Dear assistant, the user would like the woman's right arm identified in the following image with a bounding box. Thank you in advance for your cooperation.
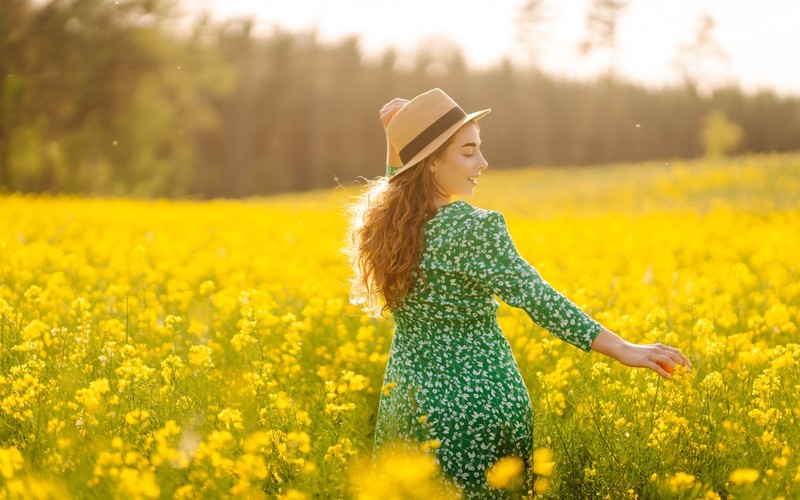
[380,98,408,167]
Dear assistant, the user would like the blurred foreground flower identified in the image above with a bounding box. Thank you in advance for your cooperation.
[348,440,460,499]
[0,446,24,479]
[668,471,696,492]
[485,455,524,489]
[729,468,760,485]
[532,447,554,493]
[532,448,554,476]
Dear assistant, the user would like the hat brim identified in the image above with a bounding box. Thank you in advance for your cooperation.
[388,108,491,180]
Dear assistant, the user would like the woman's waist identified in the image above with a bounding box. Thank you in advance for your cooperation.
[392,300,498,326]
[384,328,522,382]
[392,315,498,337]
[388,319,511,358]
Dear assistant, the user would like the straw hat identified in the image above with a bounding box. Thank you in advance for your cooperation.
[385,88,490,180]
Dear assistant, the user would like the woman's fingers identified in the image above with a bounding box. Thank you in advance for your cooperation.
[654,343,693,370]
[379,98,409,127]
[679,351,693,369]
[380,98,408,115]
[649,360,672,380]
[616,340,692,381]
[650,347,695,380]
[382,97,408,108]
[641,346,679,380]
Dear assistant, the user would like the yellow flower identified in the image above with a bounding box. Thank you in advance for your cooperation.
[534,477,550,493]
[268,391,294,413]
[348,441,459,498]
[125,409,151,427]
[217,408,244,430]
[420,439,441,452]
[381,381,397,396]
[324,437,358,464]
[729,468,759,485]
[75,378,110,411]
[4,155,800,498]
[165,314,183,330]
[324,402,356,419]
[199,280,216,296]
[668,472,696,492]
[533,447,554,476]
[188,345,213,368]
[286,431,312,454]
[117,467,160,498]
[382,448,439,482]
[278,490,308,500]
[174,485,195,500]
[485,455,523,488]
[0,446,24,479]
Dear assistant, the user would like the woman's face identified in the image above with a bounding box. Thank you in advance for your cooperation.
[429,123,488,205]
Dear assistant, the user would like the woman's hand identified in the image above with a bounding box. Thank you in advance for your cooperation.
[590,328,692,380]
[380,97,408,167]
[380,98,408,129]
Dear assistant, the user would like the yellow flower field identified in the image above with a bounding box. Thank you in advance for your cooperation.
[1,153,799,498]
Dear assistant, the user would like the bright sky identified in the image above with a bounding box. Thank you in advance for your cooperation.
[181,0,800,96]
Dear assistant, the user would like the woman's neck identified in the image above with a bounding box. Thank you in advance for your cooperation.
[434,196,452,209]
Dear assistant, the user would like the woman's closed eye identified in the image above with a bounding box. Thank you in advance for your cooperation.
[461,141,480,157]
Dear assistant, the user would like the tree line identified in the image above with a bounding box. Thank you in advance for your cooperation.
[2,0,799,198]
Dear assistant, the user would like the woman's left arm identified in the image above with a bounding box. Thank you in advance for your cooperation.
[590,328,692,380]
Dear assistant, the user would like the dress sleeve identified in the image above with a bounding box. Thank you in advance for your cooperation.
[464,210,603,352]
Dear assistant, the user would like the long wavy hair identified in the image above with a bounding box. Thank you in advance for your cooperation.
[343,126,467,319]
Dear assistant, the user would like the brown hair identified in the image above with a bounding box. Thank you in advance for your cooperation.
[343,124,471,318]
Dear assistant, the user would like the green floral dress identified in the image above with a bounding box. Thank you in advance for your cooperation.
[373,200,603,497]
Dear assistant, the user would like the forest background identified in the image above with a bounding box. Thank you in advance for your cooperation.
[2,0,799,199]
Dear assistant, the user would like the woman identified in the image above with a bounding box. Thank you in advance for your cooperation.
[344,88,691,497]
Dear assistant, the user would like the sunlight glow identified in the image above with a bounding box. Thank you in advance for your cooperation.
[181,0,800,96]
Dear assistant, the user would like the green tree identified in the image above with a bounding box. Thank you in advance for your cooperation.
[3,0,800,198]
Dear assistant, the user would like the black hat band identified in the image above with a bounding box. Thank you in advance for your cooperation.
[398,106,467,165]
